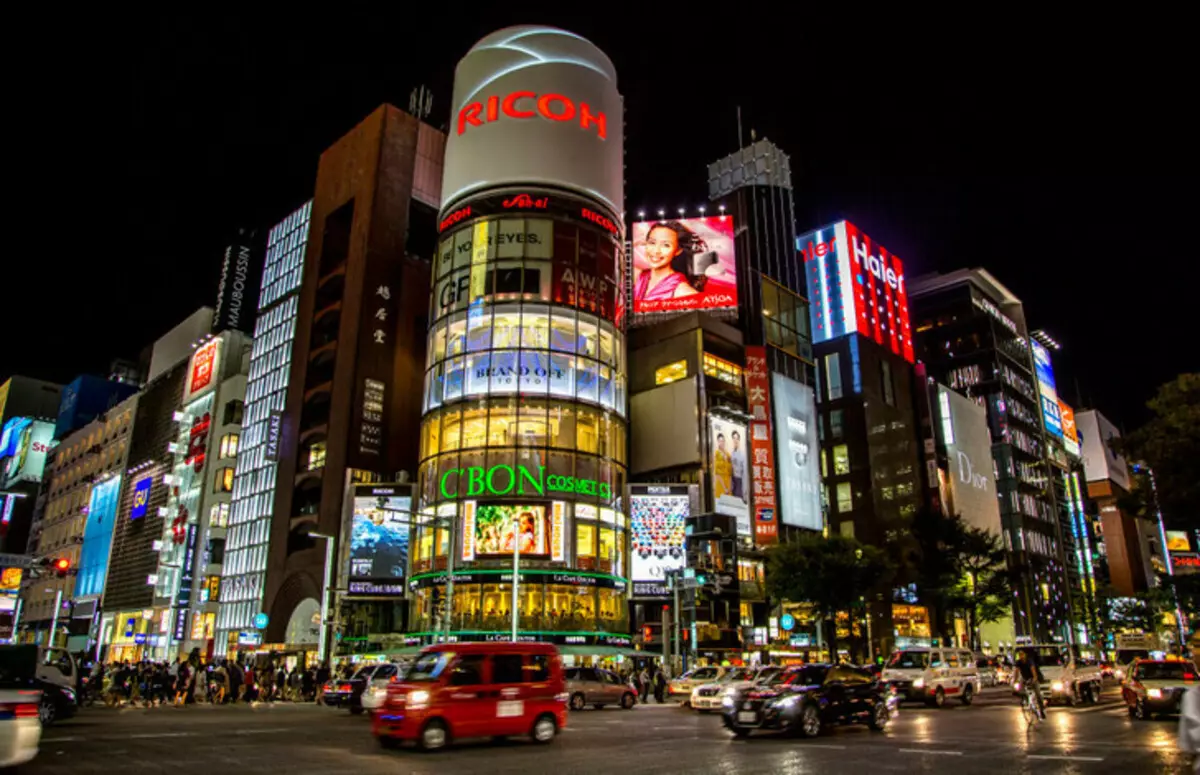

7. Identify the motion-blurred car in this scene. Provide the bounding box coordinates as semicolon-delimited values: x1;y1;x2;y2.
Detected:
721;664;894;738
565;667;638;710
0;646;42;768
690;667;771;711
668;666;726;706
358;663;405;714
1122;659;1196;720
322;664;378;710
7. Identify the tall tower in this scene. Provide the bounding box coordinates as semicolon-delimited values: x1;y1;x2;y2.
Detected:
412;26;631;650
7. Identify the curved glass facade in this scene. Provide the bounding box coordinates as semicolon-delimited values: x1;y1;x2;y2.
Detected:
413;193;627;639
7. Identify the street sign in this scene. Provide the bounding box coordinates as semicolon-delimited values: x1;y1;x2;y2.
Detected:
254;612;269;630
780;613;795;631
0;554;32;569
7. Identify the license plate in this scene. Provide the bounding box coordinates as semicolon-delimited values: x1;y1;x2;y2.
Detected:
497;701;524;718
737;711;757;723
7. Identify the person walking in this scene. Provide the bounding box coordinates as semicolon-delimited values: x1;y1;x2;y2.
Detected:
173;659;191;707
194;662;208;704
315;662;331;705
638;666;651;704
654;667;667;704
260;663;275;703
212;661;228;704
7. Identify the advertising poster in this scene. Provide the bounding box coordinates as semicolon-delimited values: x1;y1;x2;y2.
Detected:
0;419;53;488
1077;410;1132;491
76;475;122;598
1031;341;1063;439
709;415;750;535
1166;531;1191;553
938;386;1003;535
631;216;737;314
1059;400;1080;457
183;338;222;403
629;485;689;592
473;504;548;557
349;488;411;594
130;476;153;520
743;347;778;543
770;375;823;531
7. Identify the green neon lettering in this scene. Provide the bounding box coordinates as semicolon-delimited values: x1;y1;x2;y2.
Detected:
518;465;546;496
486;464;515;496
600;483;612;499
466;466;486;497
440;469;461;499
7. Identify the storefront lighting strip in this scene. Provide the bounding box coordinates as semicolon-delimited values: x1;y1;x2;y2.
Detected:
409;568;628;583
406;630;632;638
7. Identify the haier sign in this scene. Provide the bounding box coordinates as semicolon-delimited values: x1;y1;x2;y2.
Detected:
799;221;913;363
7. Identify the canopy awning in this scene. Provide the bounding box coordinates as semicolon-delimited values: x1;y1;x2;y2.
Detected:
559;645;656;658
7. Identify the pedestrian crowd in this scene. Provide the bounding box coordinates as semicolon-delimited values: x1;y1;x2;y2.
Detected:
88;654;334;708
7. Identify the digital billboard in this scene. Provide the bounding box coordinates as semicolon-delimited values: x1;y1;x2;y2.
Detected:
349;485;411;595
771;375;822;531
1059;400;1080;457
76;476;122;598
1031;341;1063;439
800;220;914;363
744;347;778;543
440;26;624;217
631;216;737;314
472;504;548;556
0;419;54;488
1166;531;1191;553
938;386;1003;535
130;476;152;520
629;484;689;593
709;415;750;536
183;338;222;403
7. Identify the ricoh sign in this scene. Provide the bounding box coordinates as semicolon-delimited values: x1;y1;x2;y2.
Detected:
440;25;624;217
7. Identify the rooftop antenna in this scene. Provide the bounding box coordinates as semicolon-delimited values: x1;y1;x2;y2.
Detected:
410;85;434;120
736;105;743;149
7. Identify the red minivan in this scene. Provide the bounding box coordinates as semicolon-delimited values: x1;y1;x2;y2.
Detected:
372;642;568;751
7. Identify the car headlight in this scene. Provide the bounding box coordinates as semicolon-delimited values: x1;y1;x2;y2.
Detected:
913;678;925;689
1148;688;1163;699
722;695;735;708
1051;681;1064;692
408;690;430;710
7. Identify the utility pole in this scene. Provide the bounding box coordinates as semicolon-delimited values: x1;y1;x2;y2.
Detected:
444;513;455;644
48;588;63;649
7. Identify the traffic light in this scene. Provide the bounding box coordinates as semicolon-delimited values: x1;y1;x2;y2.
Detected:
696;574;707;586
642;625;652;641
53;558;70;578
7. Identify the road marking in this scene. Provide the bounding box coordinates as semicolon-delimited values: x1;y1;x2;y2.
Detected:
798;743;847;750
1028;754;1105;762
42;736;81;743
899;748;963;756
127;732;196;739
233;727;295;734
651;725;698;731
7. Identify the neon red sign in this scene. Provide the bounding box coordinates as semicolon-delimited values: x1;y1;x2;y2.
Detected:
458;91;607;139
581;207;619;236
439;206;471;232
503;194;549;209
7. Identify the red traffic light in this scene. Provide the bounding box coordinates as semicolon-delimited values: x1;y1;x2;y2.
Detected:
53;558;70;572
642;626;652;640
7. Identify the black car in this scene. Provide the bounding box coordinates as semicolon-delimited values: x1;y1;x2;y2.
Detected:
722;664;895;738
34;679;78;726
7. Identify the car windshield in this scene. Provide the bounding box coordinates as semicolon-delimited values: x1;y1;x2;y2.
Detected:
754;668;781;684
689;668;721;681
404;652;454;683
887;651;929;669
352;666;375;680
769;666;828;686
1028;647;1066;667
1137;663;1196;681
721;668;755;682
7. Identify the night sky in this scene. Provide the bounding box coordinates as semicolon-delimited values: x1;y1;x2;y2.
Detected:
7;10;1193;428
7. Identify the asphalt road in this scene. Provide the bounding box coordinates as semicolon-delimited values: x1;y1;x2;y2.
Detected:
20;685;1190;774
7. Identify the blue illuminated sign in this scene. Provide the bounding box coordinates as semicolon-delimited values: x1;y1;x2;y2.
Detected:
131;476;152;519
254;612;269;630
780;613;796;631
1031;341;1063;439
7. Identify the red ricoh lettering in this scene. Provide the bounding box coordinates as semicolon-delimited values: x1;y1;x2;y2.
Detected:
458;91;607;140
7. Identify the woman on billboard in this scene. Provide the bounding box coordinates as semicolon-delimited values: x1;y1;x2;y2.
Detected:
633;221;708;302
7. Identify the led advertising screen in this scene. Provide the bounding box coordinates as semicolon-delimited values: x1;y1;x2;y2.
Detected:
75;475;122;598
1;419;54;489
800;220;914;363
1059;400;1080;457
629;484;689;593
631;216;737;314
744;347;778;544
938;386;1003;535
1077;409;1132;491
1167;531;1191;553
349;486;411;596
1031;341;1063;438
771;375;823;531
473;504;549;556
709;415;750;536
130;476;152;520
183;338;222;403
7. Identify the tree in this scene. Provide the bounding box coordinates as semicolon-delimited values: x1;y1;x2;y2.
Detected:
1113;374;1200;530
946;527;1011;650
765;533;893;661
906;508;971;642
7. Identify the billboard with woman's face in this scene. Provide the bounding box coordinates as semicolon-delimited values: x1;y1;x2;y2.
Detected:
473;504;549;556
631;216;737;313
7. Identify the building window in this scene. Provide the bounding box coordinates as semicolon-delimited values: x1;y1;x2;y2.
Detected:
881;360;895;406
210;502;230;528
655;360;687;385
761;277;811;360
219;433;239;459
832;444;850;475
214;468;234;493
829;409;844;440
223;400;245;426
836;482;853;513
825;352;843;400
702;353;742;387
307;441;327;471
839;520;855;538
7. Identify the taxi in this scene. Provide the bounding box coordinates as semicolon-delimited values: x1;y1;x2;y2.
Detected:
668;666;727;706
1122;658;1196;720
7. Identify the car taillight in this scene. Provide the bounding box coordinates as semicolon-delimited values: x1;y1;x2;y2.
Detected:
389;676;398;684
10;703;38;719
339;684;351;691
555;692;570;703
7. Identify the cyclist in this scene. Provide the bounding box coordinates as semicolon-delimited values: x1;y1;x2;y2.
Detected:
1015;649;1046;720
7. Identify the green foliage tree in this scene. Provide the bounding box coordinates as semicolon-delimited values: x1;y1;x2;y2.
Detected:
946;526;1011;650
907;507;968;640
765;533;893;660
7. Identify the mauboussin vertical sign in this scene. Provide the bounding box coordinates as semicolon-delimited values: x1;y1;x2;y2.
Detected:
744;346;778;544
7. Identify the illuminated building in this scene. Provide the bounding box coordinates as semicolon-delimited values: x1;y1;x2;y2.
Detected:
411;27;632;657
0;376;62;557
216;201;311;651
254;104;445;655
910;269;1073;643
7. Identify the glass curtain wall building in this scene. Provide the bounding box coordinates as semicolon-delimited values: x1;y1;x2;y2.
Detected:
217;202;311;647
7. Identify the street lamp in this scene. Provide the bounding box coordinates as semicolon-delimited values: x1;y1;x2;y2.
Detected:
308;530;336;665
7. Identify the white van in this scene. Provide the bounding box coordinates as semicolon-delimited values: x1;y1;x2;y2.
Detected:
882;647;981;707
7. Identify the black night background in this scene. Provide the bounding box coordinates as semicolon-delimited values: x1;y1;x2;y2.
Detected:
6;9;1193;428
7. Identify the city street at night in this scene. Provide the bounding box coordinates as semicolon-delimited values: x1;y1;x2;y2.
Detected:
22;687;1187;774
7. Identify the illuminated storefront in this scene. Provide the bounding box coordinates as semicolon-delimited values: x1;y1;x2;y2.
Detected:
413;26;627;650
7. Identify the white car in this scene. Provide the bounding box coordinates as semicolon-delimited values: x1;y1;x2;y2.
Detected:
0;687;42;768
668;666;727;705
360;662;404;713
689;666;774;710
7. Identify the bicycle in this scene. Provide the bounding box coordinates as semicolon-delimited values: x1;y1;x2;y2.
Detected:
1020;684;1046;730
